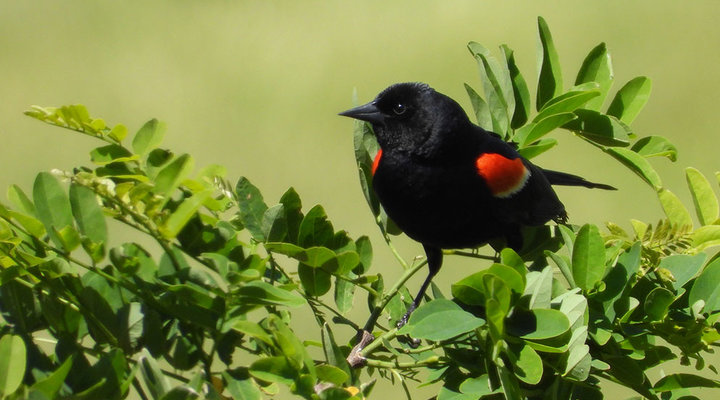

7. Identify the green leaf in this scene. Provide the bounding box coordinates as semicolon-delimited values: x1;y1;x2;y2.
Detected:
693;225;720;250
223;370;262;400
7;210;46;238
298;205;334;248
154;153;194;196
139;350;170;399
298;263;332;296
497;365;522;400
69;183;108;245
109;124;128;142
249;356;297;386
506;342;543;384
607;76;652;124
89;144;139;165
644;287;675;321
660;253;706;291
654;373;720;392
484;275;511;341
689;258;720;313
572;224;606;291
501;44;531;129
517;138;557;159
29;355;74;399
467;42;514;136
657;188;693;228
8;184;37;215
536;16;563;110
464;83;493;129
631;136;678;161
686;167;719;225
459;375;497;397
160;189;213;238
233;320;273;345
409;300;485;341
563;109;630;146
262;204;288;242
451;264;524;305
235;176;269;241
575;42;613;110
316;365;349;386
33;172;73;248
321;323;351;379
516;113;577;147
534;89;600;123
605;147;662;189
279;187;304;244
160;387;201;400
0;334;26;397
507;309;570;340
132;118;166;155
237;280;306;308
526;266;553;309
264;242;359;276
334;276;355;314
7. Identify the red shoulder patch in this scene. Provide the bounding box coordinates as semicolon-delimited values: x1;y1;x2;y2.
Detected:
372;149;382;176
475;153;530;198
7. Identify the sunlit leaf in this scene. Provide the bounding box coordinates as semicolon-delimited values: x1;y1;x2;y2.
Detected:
572;224;606;291
409;299;485;341
607;76;652;124
536;16;562;110
154;153;194;196
506;342;543;384
605;147;662;189
534;90;600;123
686;167;719;225
563;109;630;146
90;144;139;165
501;44;531;129
654;373;720;392
657;188;693;228
467;42;514;136
70;183;108;246
689;258;720;313
0;334;26;397
631;136;677;161
235;176;268;241
516;113;576;147
575;42;613;110
33;172;73;248
464;83;493;129
132;119;166;156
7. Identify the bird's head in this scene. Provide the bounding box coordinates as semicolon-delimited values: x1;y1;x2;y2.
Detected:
339;82;472;159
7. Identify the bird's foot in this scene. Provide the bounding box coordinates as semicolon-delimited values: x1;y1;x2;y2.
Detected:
396;306;421;348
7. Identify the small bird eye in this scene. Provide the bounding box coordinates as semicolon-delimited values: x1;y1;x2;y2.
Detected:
392;103;407;115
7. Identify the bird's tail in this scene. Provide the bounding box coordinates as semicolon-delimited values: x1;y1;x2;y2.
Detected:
542;169;617;190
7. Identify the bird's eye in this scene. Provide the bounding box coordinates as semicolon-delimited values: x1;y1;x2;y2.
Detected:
392;103;407;115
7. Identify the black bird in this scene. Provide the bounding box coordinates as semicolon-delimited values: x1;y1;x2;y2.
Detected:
340;82;615;327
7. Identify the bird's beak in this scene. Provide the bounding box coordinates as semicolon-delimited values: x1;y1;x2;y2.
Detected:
338;102;385;126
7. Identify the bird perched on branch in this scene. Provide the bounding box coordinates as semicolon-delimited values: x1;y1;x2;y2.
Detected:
340;82;615;328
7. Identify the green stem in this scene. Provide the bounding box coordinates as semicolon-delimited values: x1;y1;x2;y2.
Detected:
362;258;428;333
445;249;498;261
375;214;409;270
364;355;440;370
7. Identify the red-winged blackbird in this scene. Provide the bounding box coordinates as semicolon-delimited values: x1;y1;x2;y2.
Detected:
340;82;615;327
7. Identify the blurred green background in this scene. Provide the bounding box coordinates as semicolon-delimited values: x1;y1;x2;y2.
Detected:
2;1;720;398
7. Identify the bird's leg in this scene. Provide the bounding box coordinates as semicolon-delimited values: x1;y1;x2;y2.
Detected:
396;245;443;328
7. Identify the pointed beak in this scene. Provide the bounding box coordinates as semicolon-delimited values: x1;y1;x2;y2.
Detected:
338;102;385;126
